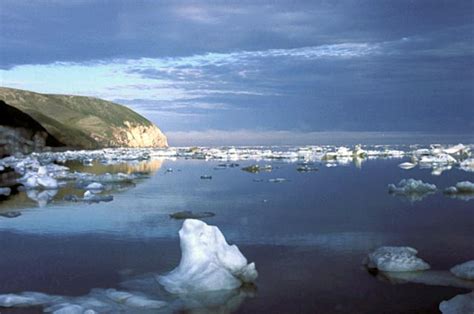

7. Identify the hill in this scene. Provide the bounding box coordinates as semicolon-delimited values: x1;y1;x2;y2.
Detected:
0;87;168;150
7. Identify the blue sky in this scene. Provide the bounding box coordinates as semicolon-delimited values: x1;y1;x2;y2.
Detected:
0;1;473;145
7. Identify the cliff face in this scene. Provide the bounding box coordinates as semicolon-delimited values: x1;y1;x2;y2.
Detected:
0;100;65;156
0;87;168;149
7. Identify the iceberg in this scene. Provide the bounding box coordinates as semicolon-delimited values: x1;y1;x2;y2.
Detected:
158;219;258;294
366;246;430;272
388;179;437;201
450;260;474;281
444;181;474;201
439;291;474;314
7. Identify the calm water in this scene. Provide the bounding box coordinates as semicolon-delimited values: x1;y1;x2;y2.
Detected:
0;156;473;313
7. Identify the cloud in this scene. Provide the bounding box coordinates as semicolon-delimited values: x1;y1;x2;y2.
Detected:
0;42;380;104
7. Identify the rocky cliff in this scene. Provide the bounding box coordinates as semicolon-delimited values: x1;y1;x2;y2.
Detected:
0;87;167;150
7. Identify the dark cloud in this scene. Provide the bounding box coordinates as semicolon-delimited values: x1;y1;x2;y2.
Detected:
0;0;472;134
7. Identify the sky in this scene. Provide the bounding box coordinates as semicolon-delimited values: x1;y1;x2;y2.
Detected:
0;1;473;145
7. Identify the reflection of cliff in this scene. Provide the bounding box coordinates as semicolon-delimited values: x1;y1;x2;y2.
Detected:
0;159;163;210
0;100;64;156
67;159;163;175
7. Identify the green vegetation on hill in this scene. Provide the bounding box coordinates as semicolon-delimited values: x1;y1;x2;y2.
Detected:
0;87;167;149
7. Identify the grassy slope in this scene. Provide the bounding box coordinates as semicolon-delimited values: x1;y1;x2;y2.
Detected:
0;87;156;149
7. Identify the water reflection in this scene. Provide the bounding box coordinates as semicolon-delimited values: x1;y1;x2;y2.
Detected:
0;159;162;211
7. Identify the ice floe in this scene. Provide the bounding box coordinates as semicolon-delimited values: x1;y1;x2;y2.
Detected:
398;162;416;170
460;158;474;172
450;260;474;281
268;178;288;183
444;181;474;201
0;187;11;196
0;289;166;313
439;291;474;314
1;143;473;209
158;219;258;294
374;270;474;289
20;166;60;190
388;179;437;201
366;246;430;272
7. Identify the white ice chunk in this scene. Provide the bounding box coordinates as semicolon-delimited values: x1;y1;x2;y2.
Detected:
419;154;457;165
460;158;474;172
443;144;467;155
450;260;474;281
158;219;258;294
455;181;474;193
85;182;104;190
123;295;166;309
0;289;165;312
0;294;45;307
367;246;430;272
47;304;88;314
398;162;416;170
444;181;474;201
439;291;474;314
0;187;11;196
388;179;437;201
20;166;59;190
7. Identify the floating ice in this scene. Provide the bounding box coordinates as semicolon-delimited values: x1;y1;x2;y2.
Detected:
439;291;474;314
450;260;474;281
63;191;113;203
444;181;474;201
443;144;469;156
374;270;474;289
297;165;318;172
419;154;457;165
388;179;437;201
460;158;474;172
83;191;113;203
241;164;272;173
158;219;258;294
0;289;166;312
268;178;288;183
366;246;430;272
398;162;416;170
20;166;59;190
0;187;11;196
85;182;104;190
